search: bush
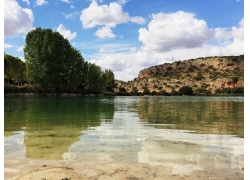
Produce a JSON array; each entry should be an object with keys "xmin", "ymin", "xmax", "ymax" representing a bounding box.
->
[
  {"xmin": 167, "ymin": 67, "xmax": 173, "ymax": 71},
  {"xmin": 194, "ymin": 75, "xmax": 204, "ymax": 81},
  {"xmin": 194, "ymin": 88, "xmax": 210, "ymax": 95},
  {"xmin": 158, "ymin": 86, "xmax": 162, "ymax": 90},
  {"xmin": 179, "ymin": 86, "xmax": 194, "ymax": 95},
  {"xmin": 187, "ymin": 67, "xmax": 194, "ymax": 72},
  {"xmin": 208, "ymin": 65, "xmax": 214, "ymax": 69},
  {"xmin": 171, "ymin": 90, "xmax": 179, "ymax": 96},
  {"xmin": 232, "ymin": 87, "xmax": 244, "ymax": 93},
  {"xmin": 119, "ymin": 87, "xmax": 126, "ymax": 92},
  {"xmin": 157, "ymin": 90, "xmax": 170, "ymax": 96},
  {"xmin": 153, "ymin": 84, "xmax": 158, "ymax": 88},
  {"xmin": 143, "ymin": 87, "xmax": 150, "ymax": 95},
  {"xmin": 200, "ymin": 63, "xmax": 206, "ymax": 67}
]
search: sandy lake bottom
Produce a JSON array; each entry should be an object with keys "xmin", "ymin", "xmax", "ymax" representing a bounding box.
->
[{"xmin": 5, "ymin": 129, "xmax": 244, "ymax": 180}]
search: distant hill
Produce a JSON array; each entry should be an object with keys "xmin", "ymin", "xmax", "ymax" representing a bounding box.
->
[{"xmin": 115, "ymin": 55, "xmax": 244, "ymax": 95}]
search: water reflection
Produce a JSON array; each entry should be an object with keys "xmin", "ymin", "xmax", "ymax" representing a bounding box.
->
[
  {"xmin": 4, "ymin": 97, "xmax": 115, "ymax": 160},
  {"xmin": 4, "ymin": 96, "xmax": 244, "ymax": 179},
  {"xmin": 137, "ymin": 96, "xmax": 244, "ymax": 138}
]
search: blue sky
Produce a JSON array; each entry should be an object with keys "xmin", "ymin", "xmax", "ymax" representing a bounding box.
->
[{"xmin": 4, "ymin": 0, "xmax": 245, "ymax": 81}]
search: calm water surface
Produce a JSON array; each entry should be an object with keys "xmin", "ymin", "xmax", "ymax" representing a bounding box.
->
[{"xmin": 4, "ymin": 96, "xmax": 244, "ymax": 179}]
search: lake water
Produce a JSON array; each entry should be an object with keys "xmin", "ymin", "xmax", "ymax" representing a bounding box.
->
[{"xmin": 4, "ymin": 96, "xmax": 244, "ymax": 180}]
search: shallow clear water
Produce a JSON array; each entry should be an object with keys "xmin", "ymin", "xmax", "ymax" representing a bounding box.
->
[{"xmin": 4, "ymin": 96, "xmax": 244, "ymax": 179}]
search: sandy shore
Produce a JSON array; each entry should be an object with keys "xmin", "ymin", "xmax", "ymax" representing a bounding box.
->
[{"xmin": 5, "ymin": 156, "xmax": 244, "ymax": 180}]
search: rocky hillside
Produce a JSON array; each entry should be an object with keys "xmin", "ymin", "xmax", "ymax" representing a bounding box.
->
[{"xmin": 115, "ymin": 55, "xmax": 244, "ymax": 94}]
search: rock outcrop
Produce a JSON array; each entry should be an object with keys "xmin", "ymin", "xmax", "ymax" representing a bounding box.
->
[{"xmin": 115, "ymin": 55, "xmax": 244, "ymax": 94}]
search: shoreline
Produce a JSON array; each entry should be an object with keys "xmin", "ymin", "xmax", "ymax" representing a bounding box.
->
[{"xmin": 4, "ymin": 92, "xmax": 244, "ymax": 97}]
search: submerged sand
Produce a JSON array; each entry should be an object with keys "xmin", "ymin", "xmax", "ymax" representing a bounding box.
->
[
  {"xmin": 4, "ymin": 159, "xmax": 244, "ymax": 180},
  {"xmin": 5, "ymin": 138, "xmax": 244, "ymax": 180}
]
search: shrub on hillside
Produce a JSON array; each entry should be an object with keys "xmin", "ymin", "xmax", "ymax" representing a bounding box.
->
[{"xmin": 179, "ymin": 86, "xmax": 194, "ymax": 95}]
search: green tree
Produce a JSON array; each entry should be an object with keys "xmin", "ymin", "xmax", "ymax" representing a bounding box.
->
[
  {"xmin": 194, "ymin": 88, "xmax": 210, "ymax": 95},
  {"xmin": 131, "ymin": 87, "xmax": 138, "ymax": 94},
  {"xmin": 4, "ymin": 54, "xmax": 27, "ymax": 86},
  {"xmin": 85, "ymin": 63, "xmax": 105, "ymax": 93},
  {"xmin": 24, "ymin": 28, "xmax": 86, "ymax": 92},
  {"xmin": 119, "ymin": 87, "xmax": 126, "ymax": 93},
  {"xmin": 102, "ymin": 69, "xmax": 116, "ymax": 92},
  {"xmin": 179, "ymin": 86, "xmax": 194, "ymax": 95},
  {"xmin": 4, "ymin": 53, "xmax": 14, "ymax": 84},
  {"xmin": 171, "ymin": 87, "xmax": 179, "ymax": 96},
  {"xmin": 143, "ymin": 87, "xmax": 150, "ymax": 95}
]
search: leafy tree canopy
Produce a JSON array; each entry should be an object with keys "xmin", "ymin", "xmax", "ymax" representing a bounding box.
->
[
  {"xmin": 4, "ymin": 53, "xmax": 27, "ymax": 86},
  {"xmin": 24, "ymin": 27, "xmax": 86, "ymax": 92}
]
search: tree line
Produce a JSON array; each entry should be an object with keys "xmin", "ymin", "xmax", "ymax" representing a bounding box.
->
[{"xmin": 4, "ymin": 28, "xmax": 116, "ymax": 94}]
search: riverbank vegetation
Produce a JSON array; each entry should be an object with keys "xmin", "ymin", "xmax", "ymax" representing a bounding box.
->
[
  {"xmin": 4, "ymin": 27, "xmax": 243, "ymax": 96},
  {"xmin": 4, "ymin": 28, "xmax": 116, "ymax": 95}
]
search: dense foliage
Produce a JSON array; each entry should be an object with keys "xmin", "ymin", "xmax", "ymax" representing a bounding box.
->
[
  {"xmin": 178, "ymin": 86, "xmax": 194, "ymax": 95},
  {"xmin": 5, "ymin": 27, "xmax": 116, "ymax": 94},
  {"xmin": 4, "ymin": 53, "xmax": 27, "ymax": 86},
  {"xmin": 24, "ymin": 28, "xmax": 86, "ymax": 92}
]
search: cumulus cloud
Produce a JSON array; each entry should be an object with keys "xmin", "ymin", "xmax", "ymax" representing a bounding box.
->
[
  {"xmin": 90, "ymin": 56, "xmax": 128, "ymax": 71},
  {"xmin": 95, "ymin": 26, "xmax": 116, "ymax": 39},
  {"xmin": 56, "ymin": 24, "xmax": 76, "ymax": 41},
  {"xmin": 214, "ymin": 28, "xmax": 232, "ymax": 41},
  {"xmin": 81, "ymin": 13, "xmax": 244, "ymax": 81},
  {"xmin": 4, "ymin": 43, "xmax": 15, "ymax": 48},
  {"xmin": 80, "ymin": 1, "xmax": 129, "ymax": 28},
  {"xmin": 207, "ymin": 18, "xmax": 244, "ymax": 56},
  {"xmin": 35, "ymin": 0, "xmax": 47, "ymax": 6},
  {"xmin": 232, "ymin": 18, "xmax": 244, "ymax": 41},
  {"xmin": 129, "ymin": 14, "xmax": 244, "ymax": 75},
  {"xmin": 138, "ymin": 11, "xmax": 213, "ymax": 52},
  {"xmin": 80, "ymin": 0, "xmax": 145, "ymax": 38},
  {"xmin": 130, "ymin": 16, "xmax": 146, "ymax": 24},
  {"xmin": 4, "ymin": 0, "xmax": 34, "ymax": 37}
]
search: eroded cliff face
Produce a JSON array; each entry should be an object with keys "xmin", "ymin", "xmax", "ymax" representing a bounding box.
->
[
  {"xmin": 115, "ymin": 55, "xmax": 244, "ymax": 94},
  {"xmin": 138, "ymin": 56, "xmax": 243, "ymax": 79}
]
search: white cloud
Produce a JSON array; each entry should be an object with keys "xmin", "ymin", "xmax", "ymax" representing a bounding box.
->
[
  {"xmin": 206, "ymin": 18, "xmax": 244, "ymax": 56},
  {"xmin": 138, "ymin": 11, "xmax": 213, "ymax": 52},
  {"xmin": 130, "ymin": 16, "xmax": 146, "ymax": 24},
  {"xmin": 61, "ymin": 0, "xmax": 71, "ymax": 3},
  {"xmin": 81, "ymin": 15, "xmax": 244, "ymax": 81},
  {"xmin": 90, "ymin": 56, "xmax": 128, "ymax": 71},
  {"xmin": 35, "ymin": 0, "xmax": 47, "ymax": 6},
  {"xmin": 80, "ymin": 0, "xmax": 145, "ymax": 38},
  {"xmin": 56, "ymin": 24, "xmax": 77, "ymax": 41},
  {"xmin": 133, "ymin": 12, "xmax": 244, "ymax": 70},
  {"xmin": 80, "ymin": 1, "xmax": 130, "ymax": 28},
  {"xmin": 4, "ymin": 44, "xmax": 15, "ymax": 48},
  {"xmin": 22, "ymin": 0, "xmax": 30, "ymax": 5},
  {"xmin": 232, "ymin": 18, "xmax": 244, "ymax": 41},
  {"xmin": 70, "ymin": 5, "xmax": 75, "ymax": 8},
  {"xmin": 214, "ymin": 28, "xmax": 232, "ymax": 41},
  {"xmin": 16, "ymin": 46, "xmax": 24, "ymax": 52},
  {"xmin": 95, "ymin": 26, "xmax": 116, "ymax": 39},
  {"xmin": 4, "ymin": 0, "xmax": 34, "ymax": 37},
  {"xmin": 63, "ymin": 11, "xmax": 79, "ymax": 19},
  {"xmin": 89, "ymin": 51, "xmax": 140, "ymax": 81}
]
